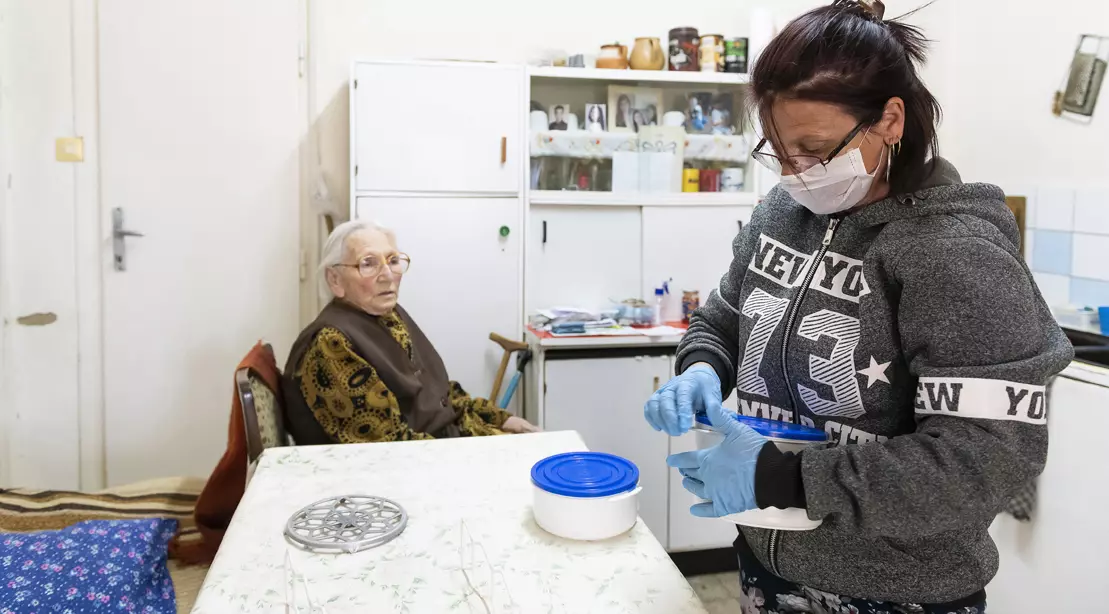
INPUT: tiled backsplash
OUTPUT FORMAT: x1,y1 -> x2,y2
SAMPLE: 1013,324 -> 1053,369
1019,186 -> 1109,308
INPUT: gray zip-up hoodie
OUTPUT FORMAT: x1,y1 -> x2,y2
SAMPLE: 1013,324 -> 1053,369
677,158 -> 1072,604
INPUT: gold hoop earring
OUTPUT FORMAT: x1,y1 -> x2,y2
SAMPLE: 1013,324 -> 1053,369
893,140 -> 902,157
886,144 -> 893,183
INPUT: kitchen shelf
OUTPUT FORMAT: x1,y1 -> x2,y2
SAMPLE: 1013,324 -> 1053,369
530,131 -> 750,163
528,66 -> 750,86
528,190 -> 758,207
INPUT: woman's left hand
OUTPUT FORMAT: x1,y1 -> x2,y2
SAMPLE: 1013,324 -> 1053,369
666,400 -> 768,517
501,416 -> 541,434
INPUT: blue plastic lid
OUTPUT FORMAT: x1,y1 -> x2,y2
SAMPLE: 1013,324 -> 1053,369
696,412 -> 828,442
531,452 -> 639,498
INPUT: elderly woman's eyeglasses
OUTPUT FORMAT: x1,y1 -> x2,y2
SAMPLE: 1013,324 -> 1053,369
334,253 -> 411,278
751,120 -> 868,177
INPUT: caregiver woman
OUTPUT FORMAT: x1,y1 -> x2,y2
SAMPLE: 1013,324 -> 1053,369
644,1 -> 1071,612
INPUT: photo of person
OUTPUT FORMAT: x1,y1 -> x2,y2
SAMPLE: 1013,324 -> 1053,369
585,104 -> 607,132
608,87 -> 664,133
711,93 -> 735,135
686,93 -> 713,133
614,94 -> 633,130
548,104 -> 570,130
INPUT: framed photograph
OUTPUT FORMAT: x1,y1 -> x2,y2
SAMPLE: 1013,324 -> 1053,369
607,86 -> 664,133
585,103 -> 607,132
548,104 -> 572,131
686,92 -> 714,134
710,93 -> 736,135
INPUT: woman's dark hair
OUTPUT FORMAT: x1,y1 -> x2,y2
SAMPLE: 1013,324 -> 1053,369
751,0 -> 940,194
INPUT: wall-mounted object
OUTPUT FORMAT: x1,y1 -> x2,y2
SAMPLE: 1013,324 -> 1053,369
55,137 -> 84,162
1054,34 -> 1108,119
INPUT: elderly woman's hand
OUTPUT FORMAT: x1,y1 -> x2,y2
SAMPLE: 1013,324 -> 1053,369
501,416 -> 541,434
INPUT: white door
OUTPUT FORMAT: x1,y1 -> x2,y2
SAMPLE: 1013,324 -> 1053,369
353,62 -> 522,194
355,196 -> 521,402
528,206 -> 642,315
543,354 -> 671,544
642,206 -> 754,305
99,1 -> 303,485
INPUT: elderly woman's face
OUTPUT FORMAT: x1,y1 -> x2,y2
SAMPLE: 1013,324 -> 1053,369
329,228 -> 403,316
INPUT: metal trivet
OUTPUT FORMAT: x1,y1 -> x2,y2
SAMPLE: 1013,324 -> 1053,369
284,495 -> 407,554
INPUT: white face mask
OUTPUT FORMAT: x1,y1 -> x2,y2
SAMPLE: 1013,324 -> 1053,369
779,146 -> 879,215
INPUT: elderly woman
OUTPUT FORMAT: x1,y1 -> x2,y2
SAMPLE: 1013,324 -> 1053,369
283,220 -> 538,444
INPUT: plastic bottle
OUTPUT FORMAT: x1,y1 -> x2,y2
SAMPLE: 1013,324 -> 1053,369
653,288 -> 665,326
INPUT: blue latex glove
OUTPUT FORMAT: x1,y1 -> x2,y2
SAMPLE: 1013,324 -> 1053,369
666,398 -> 769,518
643,363 -> 722,436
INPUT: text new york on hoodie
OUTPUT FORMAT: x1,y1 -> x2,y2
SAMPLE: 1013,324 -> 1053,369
676,158 -> 1072,603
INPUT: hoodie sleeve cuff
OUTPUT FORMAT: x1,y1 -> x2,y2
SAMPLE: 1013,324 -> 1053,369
677,351 -> 733,399
755,443 -> 806,510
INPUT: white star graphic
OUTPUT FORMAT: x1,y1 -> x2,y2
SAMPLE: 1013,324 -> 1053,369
857,356 -> 891,388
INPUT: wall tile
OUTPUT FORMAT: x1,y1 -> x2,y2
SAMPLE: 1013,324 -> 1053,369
1024,229 -> 1036,269
1035,187 -> 1076,232
1073,189 -> 1109,236
1033,272 -> 1071,306
1072,234 -> 1109,281
1031,230 -> 1073,276
1070,277 -> 1109,308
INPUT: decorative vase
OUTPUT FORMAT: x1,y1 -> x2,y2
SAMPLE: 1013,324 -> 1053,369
630,37 -> 665,70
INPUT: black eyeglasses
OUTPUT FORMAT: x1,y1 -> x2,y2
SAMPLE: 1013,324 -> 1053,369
751,120 -> 868,177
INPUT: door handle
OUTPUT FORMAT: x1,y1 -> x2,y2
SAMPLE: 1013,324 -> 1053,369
500,136 -> 507,164
653,376 -> 660,392
112,207 -> 143,271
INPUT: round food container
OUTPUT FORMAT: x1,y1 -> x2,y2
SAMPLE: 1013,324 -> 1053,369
692,413 -> 828,531
531,452 -> 642,540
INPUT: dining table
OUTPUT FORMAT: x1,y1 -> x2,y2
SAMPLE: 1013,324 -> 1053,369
190,430 -> 708,613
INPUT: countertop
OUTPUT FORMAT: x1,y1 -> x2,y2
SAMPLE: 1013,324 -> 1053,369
191,431 -> 706,613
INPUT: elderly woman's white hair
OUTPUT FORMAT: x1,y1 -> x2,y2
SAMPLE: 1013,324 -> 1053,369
318,219 -> 397,301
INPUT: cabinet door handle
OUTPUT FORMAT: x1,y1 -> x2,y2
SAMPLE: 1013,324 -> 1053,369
500,136 -> 507,164
542,220 -> 547,244
653,376 -> 660,392
737,220 -> 744,234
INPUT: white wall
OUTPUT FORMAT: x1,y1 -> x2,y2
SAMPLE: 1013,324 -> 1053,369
939,1 -> 1109,186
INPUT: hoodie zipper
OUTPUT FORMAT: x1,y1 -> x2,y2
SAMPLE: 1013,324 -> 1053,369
766,216 -> 841,578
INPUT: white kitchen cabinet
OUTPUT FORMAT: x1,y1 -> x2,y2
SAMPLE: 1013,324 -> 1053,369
527,205 -> 642,314
355,196 -> 521,403
641,206 -> 754,304
988,367 -> 1109,613
352,61 -> 522,194
543,353 -> 671,543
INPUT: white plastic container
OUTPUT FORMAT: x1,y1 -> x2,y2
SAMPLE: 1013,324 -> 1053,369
531,452 -> 642,541
692,413 -> 828,531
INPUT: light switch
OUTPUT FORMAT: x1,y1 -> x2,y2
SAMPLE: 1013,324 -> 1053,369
55,137 -> 84,162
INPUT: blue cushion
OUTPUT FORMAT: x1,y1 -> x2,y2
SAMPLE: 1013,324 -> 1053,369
1,518 -> 177,613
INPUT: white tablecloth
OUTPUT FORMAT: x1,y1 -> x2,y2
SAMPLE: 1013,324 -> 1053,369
191,431 -> 706,613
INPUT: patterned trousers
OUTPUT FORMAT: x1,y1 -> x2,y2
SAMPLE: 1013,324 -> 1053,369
735,538 -> 986,614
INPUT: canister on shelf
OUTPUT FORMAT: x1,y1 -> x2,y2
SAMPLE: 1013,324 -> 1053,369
700,34 -> 725,72
682,290 -> 700,323
682,168 -> 700,192
725,37 -> 749,73
668,27 -> 700,72
699,168 -> 720,192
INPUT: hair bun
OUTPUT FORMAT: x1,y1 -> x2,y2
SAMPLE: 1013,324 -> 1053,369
858,0 -> 886,20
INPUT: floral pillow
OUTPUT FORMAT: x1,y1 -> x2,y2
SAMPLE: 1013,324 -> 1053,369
1,518 -> 177,613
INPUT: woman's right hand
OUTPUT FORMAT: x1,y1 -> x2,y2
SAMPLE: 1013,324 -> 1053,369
643,363 -> 723,436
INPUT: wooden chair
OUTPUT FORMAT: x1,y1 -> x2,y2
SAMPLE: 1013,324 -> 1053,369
235,358 -> 289,465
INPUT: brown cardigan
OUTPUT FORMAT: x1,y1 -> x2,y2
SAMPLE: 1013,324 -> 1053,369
283,300 -> 462,444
